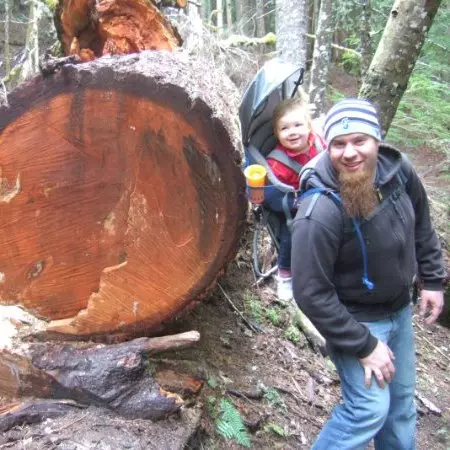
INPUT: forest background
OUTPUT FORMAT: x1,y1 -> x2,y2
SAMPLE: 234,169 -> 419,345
1,0 -> 448,242
0,1 -> 449,449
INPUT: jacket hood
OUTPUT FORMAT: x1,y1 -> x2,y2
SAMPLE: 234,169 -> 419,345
303,142 -> 403,191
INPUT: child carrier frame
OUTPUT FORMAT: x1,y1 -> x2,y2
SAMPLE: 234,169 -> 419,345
239,59 -> 306,280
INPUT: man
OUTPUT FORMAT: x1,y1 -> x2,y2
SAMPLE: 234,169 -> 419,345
291,98 -> 446,450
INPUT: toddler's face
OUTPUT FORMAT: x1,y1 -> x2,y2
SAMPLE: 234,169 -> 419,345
276,107 -> 310,153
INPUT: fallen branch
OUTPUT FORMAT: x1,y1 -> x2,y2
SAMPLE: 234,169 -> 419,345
415,391 -> 442,416
286,304 -> 327,356
226,388 -> 264,400
218,282 -> 262,333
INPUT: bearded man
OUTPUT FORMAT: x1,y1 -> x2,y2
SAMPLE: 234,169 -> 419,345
291,98 -> 446,450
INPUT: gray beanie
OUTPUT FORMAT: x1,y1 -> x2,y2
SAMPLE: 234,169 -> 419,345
323,98 -> 382,145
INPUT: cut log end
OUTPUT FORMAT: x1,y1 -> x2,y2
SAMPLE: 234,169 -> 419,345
0,52 -> 246,339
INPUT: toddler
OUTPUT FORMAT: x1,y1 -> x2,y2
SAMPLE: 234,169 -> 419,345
265,96 -> 325,301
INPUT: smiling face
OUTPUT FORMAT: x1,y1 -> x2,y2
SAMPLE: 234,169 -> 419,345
275,106 -> 311,154
329,133 -> 379,176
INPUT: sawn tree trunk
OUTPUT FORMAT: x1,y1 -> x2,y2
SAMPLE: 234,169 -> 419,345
0,51 -> 246,340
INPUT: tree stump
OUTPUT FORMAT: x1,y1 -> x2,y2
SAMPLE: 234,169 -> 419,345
0,51 -> 246,340
54,0 -> 184,61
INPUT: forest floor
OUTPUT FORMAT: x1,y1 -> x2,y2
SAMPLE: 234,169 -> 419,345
2,235 -> 448,450
1,67 -> 449,450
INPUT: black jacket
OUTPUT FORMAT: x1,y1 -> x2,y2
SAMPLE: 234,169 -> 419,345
291,144 -> 445,357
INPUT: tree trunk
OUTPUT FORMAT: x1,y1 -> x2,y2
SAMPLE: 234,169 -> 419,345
276,0 -> 309,66
312,0 -> 321,33
202,0 -> 212,23
216,0 -> 224,30
359,0 -> 442,135
185,2 -> 205,51
255,0 -> 265,37
306,0 -> 315,65
54,0 -> 183,61
3,0 -> 12,75
235,0 -> 255,36
19,0 -> 40,82
235,0 -> 244,32
308,0 -> 334,118
226,0 -> 233,29
359,0 -> 372,76
0,50 -> 246,340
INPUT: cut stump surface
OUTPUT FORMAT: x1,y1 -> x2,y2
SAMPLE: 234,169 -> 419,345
0,52 -> 246,339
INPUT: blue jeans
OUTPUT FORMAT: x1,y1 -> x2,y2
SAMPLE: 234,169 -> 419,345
312,304 -> 416,450
264,188 -> 295,270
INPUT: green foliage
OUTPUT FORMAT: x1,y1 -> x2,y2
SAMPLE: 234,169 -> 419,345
259,383 -> 286,410
242,292 -> 282,327
418,3 -> 450,83
387,72 -> 450,154
331,2 -> 450,157
243,292 -> 264,323
265,306 -> 281,326
328,86 -> 346,103
207,395 -> 217,410
263,422 -> 289,437
207,377 -> 219,389
341,50 -> 360,75
215,399 -> 251,448
39,0 -> 57,10
145,360 -> 157,376
284,325 -> 301,344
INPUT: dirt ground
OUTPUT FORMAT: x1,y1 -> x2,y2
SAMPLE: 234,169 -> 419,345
1,224 -> 449,449
1,66 -> 449,450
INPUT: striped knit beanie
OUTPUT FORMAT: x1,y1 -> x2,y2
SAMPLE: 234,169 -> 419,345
323,98 -> 382,145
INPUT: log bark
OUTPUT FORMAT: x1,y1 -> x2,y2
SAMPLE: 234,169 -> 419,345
0,305 -> 202,425
54,0 -> 183,61
0,399 -> 87,432
0,51 -> 246,340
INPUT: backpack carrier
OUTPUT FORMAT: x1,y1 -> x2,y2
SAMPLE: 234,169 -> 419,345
239,59 -> 316,280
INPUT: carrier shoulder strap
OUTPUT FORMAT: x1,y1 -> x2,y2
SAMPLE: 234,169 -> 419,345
313,135 -> 327,153
299,187 -> 375,290
267,149 -> 304,174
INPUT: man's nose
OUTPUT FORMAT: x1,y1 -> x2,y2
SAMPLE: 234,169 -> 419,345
342,143 -> 357,159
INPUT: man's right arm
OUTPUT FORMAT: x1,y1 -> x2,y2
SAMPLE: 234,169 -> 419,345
291,198 -> 377,358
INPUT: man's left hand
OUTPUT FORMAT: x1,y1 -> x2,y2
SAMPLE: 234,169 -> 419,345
419,290 -> 444,325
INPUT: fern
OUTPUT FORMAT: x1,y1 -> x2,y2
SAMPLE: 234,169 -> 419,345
216,399 -> 251,448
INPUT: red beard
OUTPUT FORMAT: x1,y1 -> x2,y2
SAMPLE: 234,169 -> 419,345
338,168 -> 378,218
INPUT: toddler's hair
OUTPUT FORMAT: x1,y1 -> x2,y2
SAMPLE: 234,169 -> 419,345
273,89 -> 312,138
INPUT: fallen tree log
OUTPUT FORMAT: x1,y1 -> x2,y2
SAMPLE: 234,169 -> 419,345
54,0 -> 183,61
0,305 -> 202,423
0,51 -> 246,340
0,399 -> 87,433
